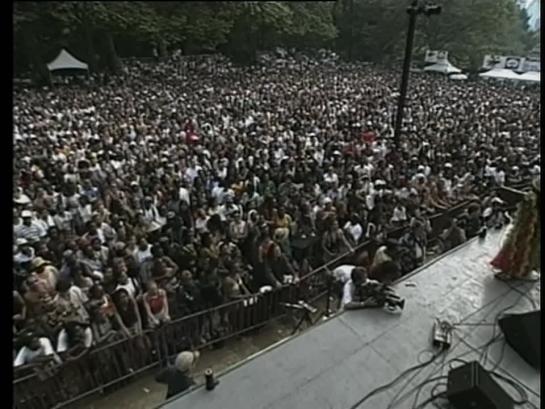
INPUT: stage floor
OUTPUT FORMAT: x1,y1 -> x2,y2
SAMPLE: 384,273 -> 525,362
161,227 -> 541,409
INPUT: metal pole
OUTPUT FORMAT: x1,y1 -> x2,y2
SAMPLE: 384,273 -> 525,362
393,1 -> 418,149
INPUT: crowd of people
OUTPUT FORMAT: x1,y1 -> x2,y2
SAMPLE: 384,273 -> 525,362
13,52 -> 540,372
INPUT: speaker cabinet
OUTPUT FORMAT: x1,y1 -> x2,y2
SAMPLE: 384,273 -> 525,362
446,361 -> 514,409
498,310 -> 540,369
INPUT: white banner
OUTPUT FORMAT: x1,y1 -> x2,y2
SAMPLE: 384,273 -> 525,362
522,58 -> 541,72
425,50 -> 449,64
482,54 -> 540,72
482,55 -> 503,70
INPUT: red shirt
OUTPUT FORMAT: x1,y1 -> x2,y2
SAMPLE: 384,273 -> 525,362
361,131 -> 376,144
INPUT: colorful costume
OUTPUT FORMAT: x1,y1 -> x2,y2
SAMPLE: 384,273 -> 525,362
491,178 -> 540,280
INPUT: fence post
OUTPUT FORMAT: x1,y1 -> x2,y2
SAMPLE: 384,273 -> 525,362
323,273 -> 333,318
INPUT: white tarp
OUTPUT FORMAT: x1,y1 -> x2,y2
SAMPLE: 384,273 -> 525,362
449,73 -> 468,80
47,49 -> 89,72
423,62 -> 462,74
517,71 -> 540,82
479,68 -> 522,80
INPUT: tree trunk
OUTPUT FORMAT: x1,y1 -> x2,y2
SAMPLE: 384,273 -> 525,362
104,31 -> 122,73
348,0 -> 354,60
21,29 -> 49,85
159,39 -> 168,60
84,26 -> 98,72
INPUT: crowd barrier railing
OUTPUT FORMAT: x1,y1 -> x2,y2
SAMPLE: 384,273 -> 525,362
13,188 -> 525,409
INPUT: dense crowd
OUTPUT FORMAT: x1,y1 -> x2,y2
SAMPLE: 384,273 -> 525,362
13,54 -> 540,370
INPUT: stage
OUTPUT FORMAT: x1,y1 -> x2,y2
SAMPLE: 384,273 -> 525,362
160,227 -> 541,409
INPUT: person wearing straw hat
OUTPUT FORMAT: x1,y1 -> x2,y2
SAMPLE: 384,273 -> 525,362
155,350 -> 200,399
491,176 -> 540,281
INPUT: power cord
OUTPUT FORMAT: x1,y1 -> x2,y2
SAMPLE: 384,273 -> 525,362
392,285 -> 536,409
352,270 -> 537,409
348,350 -> 443,409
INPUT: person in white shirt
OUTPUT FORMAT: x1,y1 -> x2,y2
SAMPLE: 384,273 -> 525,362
14,332 -> 62,368
323,167 -> 339,185
15,210 -> 47,244
341,268 -> 381,309
494,166 -> 506,186
390,201 -> 408,227
56,321 -> 93,355
134,238 -> 153,265
178,180 -> 191,206
331,264 -> 357,284
343,215 -> 363,245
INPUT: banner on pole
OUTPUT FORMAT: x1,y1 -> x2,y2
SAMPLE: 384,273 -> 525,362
425,50 -> 449,64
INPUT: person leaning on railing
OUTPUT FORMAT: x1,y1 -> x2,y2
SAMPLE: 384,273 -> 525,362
142,280 -> 171,329
14,329 -> 62,369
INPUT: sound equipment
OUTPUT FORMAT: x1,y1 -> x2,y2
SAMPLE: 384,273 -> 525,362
446,361 -> 514,409
432,319 -> 453,350
498,310 -> 540,369
205,368 -> 219,390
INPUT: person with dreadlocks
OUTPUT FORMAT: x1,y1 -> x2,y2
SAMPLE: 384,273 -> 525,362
491,176 -> 540,281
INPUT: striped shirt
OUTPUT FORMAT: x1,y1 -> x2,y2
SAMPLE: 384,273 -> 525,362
14,222 -> 47,243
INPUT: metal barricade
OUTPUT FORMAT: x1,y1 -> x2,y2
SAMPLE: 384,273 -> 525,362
14,191 -> 527,408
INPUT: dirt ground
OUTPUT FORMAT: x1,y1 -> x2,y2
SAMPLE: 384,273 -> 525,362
68,302 -> 332,409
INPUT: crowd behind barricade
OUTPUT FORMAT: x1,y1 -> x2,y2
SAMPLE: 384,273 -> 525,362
13,53 -> 540,383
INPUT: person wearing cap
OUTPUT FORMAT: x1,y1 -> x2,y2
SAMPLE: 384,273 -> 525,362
15,210 -> 47,244
482,197 -> 508,229
491,176 -> 540,282
155,350 -> 200,399
30,257 -> 59,293
14,238 -> 35,266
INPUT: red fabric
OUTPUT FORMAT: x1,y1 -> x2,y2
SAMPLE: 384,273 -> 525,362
146,293 -> 165,315
361,131 -> 376,144
183,120 -> 199,144
185,133 -> 200,144
490,249 -> 511,272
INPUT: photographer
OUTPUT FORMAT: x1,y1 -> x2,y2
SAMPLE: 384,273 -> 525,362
341,267 -> 382,310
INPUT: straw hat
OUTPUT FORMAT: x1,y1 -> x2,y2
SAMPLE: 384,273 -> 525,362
30,257 -> 49,271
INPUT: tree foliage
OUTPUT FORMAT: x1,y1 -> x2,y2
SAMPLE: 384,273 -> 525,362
13,0 -> 538,78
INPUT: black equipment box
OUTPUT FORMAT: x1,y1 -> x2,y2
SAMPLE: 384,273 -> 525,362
446,361 -> 514,409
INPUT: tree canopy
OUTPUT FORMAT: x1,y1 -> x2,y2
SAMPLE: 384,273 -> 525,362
14,0 -> 537,79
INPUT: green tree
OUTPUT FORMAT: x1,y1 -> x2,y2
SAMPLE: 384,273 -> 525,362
418,0 -> 538,69
13,0 -> 538,76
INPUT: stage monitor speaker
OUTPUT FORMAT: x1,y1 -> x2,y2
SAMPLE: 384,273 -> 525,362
446,361 -> 514,409
498,310 -> 540,369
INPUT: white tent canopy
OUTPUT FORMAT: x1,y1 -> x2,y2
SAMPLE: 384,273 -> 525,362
517,71 -> 540,82
478,68 -> 521,80
47,49 -> 89,72
423,61 -> 461,74
449,73 -> 468,80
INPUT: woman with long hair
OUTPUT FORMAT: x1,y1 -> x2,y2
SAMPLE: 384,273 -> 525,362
491,177 -> 540,281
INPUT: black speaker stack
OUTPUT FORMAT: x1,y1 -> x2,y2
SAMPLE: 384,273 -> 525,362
446,361 -> 514,409
498,310 -> 540,369
446,310 -> 540,409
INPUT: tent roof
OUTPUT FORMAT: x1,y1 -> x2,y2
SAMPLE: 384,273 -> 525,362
423,62 -> 461,74
478,68 -> 521,80
449,73 -> 468,80
517,71 -> 540,82
47,49 -> 89,72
